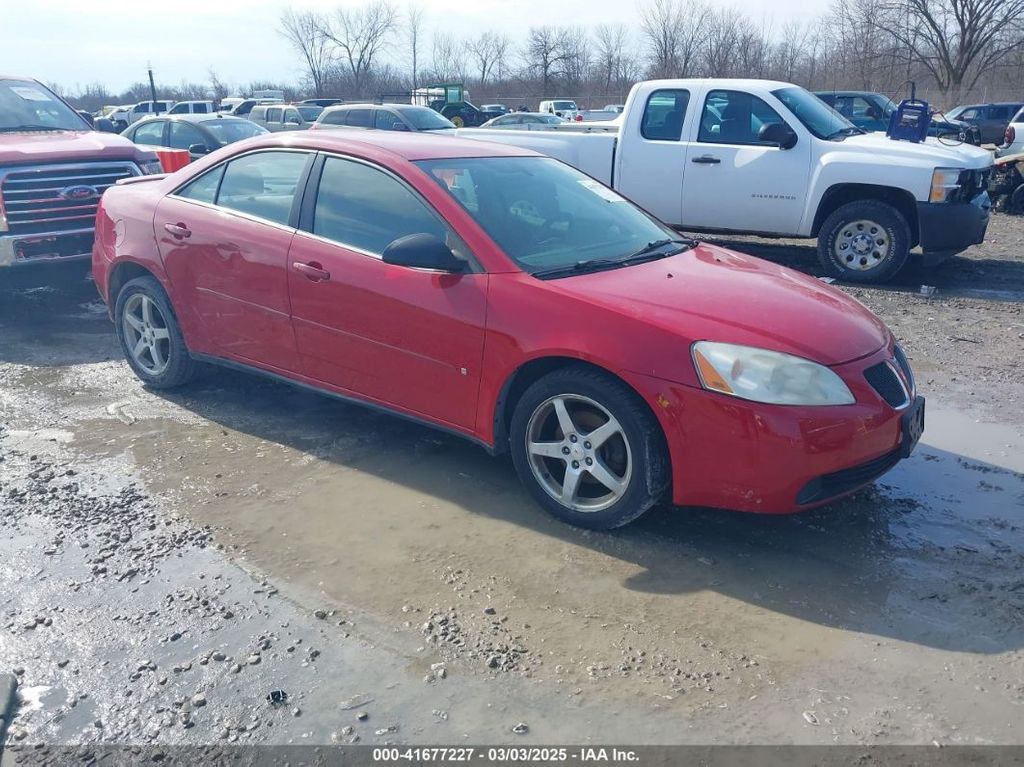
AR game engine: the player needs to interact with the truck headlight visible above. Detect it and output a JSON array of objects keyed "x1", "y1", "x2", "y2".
[
  {"x1": 692, "y1": 342, "x2": 855, "y2": 406},
  {"x1": 929, "y1": 167, "x2": 962, "y2": 203},
  {"x1": 139, "y1": 159, "x2": 164, "y2": 175}
]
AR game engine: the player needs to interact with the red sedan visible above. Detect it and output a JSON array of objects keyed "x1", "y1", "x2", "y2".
[{"x1": 92, "y1": 132, "x2": 924, "y2": 529}]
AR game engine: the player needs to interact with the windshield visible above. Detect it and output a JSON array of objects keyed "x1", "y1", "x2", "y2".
[
  {"x1": 553, "y1": 101, "x2": 577, "y2": 110},
  {"x1": 772, "y1": 86, "x2": 856, "y2": 139},
  {"x1": 403, "y1": 107, "x2": 455, "y2": 130},
  {"x1": 198, "y1": 118, "x2": 268, "y2": 144},
  {"x1": 0, "y1": 79, "x2": 90, "y2": 131},
  {"x1": 416, "y1": 156, "x2": 678, "y2": 274},
  {"x1": 297, "y1": 106, "x2": 323, "y2": 121}
]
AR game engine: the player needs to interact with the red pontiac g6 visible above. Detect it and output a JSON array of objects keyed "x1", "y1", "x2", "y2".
[{"x1": 92, "y1": 132, "x2": 925, "y2": 529}]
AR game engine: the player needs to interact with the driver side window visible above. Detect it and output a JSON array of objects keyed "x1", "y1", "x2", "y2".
[{"x1": 698, "y1": 90, "x2": 786, "y2": 146}]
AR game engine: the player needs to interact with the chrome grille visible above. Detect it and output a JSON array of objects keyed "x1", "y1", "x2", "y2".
[{"x1": 0, "y1": 162, "x2": 139, "y2": 235}]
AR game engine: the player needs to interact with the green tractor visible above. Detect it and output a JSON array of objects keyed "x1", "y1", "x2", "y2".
[{"x1": 411, "y1": 83, "x2": 489, "y2": 127}]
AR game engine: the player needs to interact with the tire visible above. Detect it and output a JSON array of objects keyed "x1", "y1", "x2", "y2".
[
  {"x1": 817, "y1": 200, "x2": 911, "y2": 284},
  {"x1": 509, "y1": 366, "x2": 669, "y2": 530},
  {"x1": 113, "y1": 275, "x2": 197, "y2": 389}
]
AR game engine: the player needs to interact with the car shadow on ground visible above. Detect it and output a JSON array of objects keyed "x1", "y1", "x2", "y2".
[{"x1": 151, "y1": 367, "x2": 1024, "y2": 657}]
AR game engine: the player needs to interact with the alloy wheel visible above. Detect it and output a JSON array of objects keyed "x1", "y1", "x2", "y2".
[{"x1": 122, "y1": 293, "x2": 171, "y2": 376}]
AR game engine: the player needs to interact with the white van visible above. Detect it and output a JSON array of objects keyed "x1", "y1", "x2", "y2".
[{"x1": 539, "y1": 99, "x2": 580, "y2": 119}]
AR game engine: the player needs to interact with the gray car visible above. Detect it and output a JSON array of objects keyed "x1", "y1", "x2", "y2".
[
  {"x1": 249, "y1": 104, "x2": 323, "y2": 132},
  {"x1": 311, "y1": 103, "x2": 456, "y2": 132},
  {"x1": 479, "y1": 112, "x2": 566, "y2": 129},
  {"x1": 121, "y1": 113, "x2": 268, "y2": 161}
]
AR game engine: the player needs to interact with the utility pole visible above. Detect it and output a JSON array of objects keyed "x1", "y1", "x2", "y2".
[{"x1": 147, "y1": 63, "x2": 158, "y2": 111}]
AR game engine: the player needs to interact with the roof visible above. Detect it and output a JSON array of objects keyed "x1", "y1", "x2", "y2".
[
  {"x1": 244, "y1": 129, "x2": 538, "y2": 161},
  {"x1": 133, "y1": 113, "x2": 252, "y2": 125},
  {"x1": 322, "y1": 103, "x2": 434, "y2": 112}
]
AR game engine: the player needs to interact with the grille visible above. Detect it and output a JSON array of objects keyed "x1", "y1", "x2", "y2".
[
  {"x1": 0, "y1": 162, "x2": 138, "y2": 235},
  {"x1": 796, "y1": 448, "x2": 902, "y2": 505},
  {"x1": 864, "y1": 361, "x2": 908, "y2": 408}
]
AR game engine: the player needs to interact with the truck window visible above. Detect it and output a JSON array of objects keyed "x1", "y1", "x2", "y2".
[
  {"x1": 194, "y1": 103, "x2": 211, "y2": 114},
  {"x1": 698, "y1": 90, "x2": 785, "y2": 146},
  {"x1": 169, "y1": 103, "x2": 188, "y2": 114},
  {"x1": 641, "y1": 89, "x2": 689, "y2": 141},
  {"x1": 267, "y1": 107, "x2": 283, "y2": 123}
]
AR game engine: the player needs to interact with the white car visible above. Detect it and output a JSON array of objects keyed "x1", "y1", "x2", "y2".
[
  {"x1": 538, "y1": 99, "x2": 579, "y2": 120},
  {"x1": 460, "y1": 78, "x2": 992, "y2": 284},
  {"x1": 998, "y1": 106, "x2": 1024, "y2": 157},
  {"x1": 168, "y1": 100, "x2": 216, "y2": 116}
]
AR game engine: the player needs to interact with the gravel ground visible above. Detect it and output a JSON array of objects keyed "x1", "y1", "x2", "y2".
[{"x1": 1, "y1": 214, "x2": 1023, "y2": 749}]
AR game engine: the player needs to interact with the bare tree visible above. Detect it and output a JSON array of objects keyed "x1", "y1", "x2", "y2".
[
  {"x1": 593, "y1": 24, "x2": 628, "y2": 92},
  {"x1": 406, "y1": 4, "x2": 425, "y2": 91},
  {"x1": 323, "y1": 0, "x2": 399, "y2": 97},
  {"x1": 207, "y1": 68, "x2": 230, "y2": 102},
  {"x1": 876, "y1": 0, "x2": 1024, "y2": 102},
  {"x1": 467, "y1": 31, "x2": 510, "y2": 85},
  {"x1": 279, "y1": 8, "x2": 335, "y2": 97},
  {"x1": 524, "y1": 26, "x2": 571, "y2": 94},
  {"x1": 639, "y1": 0, "x2": 710, "y2": 77},
  {"x1": 561, "y1": 27, "x2": 592, "y2": 89},
  {"x1": 431, "y1": 32, "x2": 465, "y2": 82}
]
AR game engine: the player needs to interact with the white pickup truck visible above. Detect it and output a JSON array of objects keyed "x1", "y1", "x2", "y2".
[{"x1": 459, "y1": 79, "x2": 993, "y2": 283}]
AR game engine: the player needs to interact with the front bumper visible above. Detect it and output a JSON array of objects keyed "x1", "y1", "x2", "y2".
[
  {"x1": 0, "y1": 228, "x2": 95, "y2": 268},
  {"x1": 916, "y1": 192, "x2": 990, "y2": 263},
  {"x1": 623, "y1": 345, "x2": 916, "y2": 514}
]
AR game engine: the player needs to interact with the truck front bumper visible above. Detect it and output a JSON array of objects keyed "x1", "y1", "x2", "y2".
[
  {"x1": 916, "y1": 192, "x2": 991, "y2": 265},
  {"x1": 0, "y1": 228, "x2": 95, "y2": 268}
]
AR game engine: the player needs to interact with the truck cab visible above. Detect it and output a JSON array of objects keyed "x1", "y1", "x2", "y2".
[{"x1": 0, "y1": 76, "x2": 161, "y2": 269}]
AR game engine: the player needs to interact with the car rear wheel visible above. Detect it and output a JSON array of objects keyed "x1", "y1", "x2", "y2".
[
  {"x1": 509, "y1": 367, "x2": 669, "y2": 530},
  {"x1": 114, "y1": 276, "x2": 197, "y2": 389},
  {"x1": 817, "y1": 200, "x2": 911, "y2": 284}
]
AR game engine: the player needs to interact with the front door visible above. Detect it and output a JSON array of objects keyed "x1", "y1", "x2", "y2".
[
  {"x1": 156, "y1": 149, "x2": 312, "y2": 371},
  {"x1": 288, "y1": 155, "x2": 487, "y2": 430},
  {"x1": 614, "y1": 87, "x2": 691, "y2": 225},
  {"x1": 680, "y1": 89, "x2": 810, "y2": 235}
]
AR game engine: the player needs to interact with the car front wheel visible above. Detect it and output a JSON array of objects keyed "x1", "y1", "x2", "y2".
[
  {"x1": 817, "y1": 200, "x2": 911, "y2": 283},
  {"x1": 114, "y1": 275, "x2": 197, "y2": 389},
  {"x1": 509, "y1": 367, "x2": 669, "y2": 530}
]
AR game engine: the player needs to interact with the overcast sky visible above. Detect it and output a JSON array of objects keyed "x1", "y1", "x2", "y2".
[{"x1": 4, "y1": 0, "x2": 822, "y2": 94}]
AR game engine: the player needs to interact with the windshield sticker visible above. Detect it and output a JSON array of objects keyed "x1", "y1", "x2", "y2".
[
  {"x1": 10, "y1": 86, "x2": 53, "y2": 102},
  {"x1": 578, "y1": 178, "x2": 626, "y2": 202}
]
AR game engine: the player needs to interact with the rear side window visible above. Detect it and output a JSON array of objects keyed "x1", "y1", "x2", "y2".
[
  {"x1": 989, "y1": 106, "x2": 1012, "y2": 120},
  {"x1": 250, "y1": 107, "x2": 266, "y2": 121},
  {"x1": 698, "y1": 90, "x2": 786, "y2": 145},
  {"x1": 347, "y1": 109, "x2": 372, "y2": 128},
  {"x1": 375, "y1": 110, "x2": 402, "y2": 130},
  {"x1": 169, "y1": 103, "x2": 188, "y2": 114},
  {"x1": 207, "y1": 151, "x2": 309, "y2": 225},
  {"x1": 133, "y1": 120, "x2": 165, "y2": 146},
  {"x1": 267, "y1": 107, "x2": 282, "y2": 123},
  {"x1": 194, "y1": 103, "x2": 211, "y2": 114},
  {"x1": 311, "y1": 156, "x2": 456, "y2": 256},
  {"x1": 641, "y1": 89, "x2": 689, "y2": 141}
]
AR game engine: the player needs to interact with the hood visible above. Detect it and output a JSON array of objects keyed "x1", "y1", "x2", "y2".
[
  {"x1": 839, "y1": 132, "x2": 992, "y2": 169},
  {"x1": 553, "y1": 243, "x2": 890, "y2": 366},
  {"x1": 0, "y1": 130, "x2": 148, "y2": 166}
]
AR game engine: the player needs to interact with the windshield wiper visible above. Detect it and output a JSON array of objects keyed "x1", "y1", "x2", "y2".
[
  {"x1": 0, "y1": 125, "x2": 65, "y2": 133},
  {"x1": 532, "y1": 238, "x2": 694, "y2": 280},
  {"x1": 826, "y1": 126, "x2": 865, "y2": 140}
]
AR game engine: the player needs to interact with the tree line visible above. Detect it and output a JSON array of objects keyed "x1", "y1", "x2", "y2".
[{"x1": 59, "y1": 0, "x2": 1024, "y2": 113}]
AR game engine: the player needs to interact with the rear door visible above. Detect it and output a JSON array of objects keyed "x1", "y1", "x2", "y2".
[
  {"x1": 155, "y1": 149, "x2": 313, "y2": 371},
  {"x1": 287, "y1": 154, "x2": 487, "y2": 429},
  {"x1": 266, "y1": 107, "x2": 283, "y2": 132},
  {"x1": 680, "y1": 88, "x2": 810, "y2": 234},
  {"x1": 614, "y1": 87, "x2": 691, "y2": 225}
]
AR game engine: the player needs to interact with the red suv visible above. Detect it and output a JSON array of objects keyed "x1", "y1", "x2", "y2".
[{"x1": 93, "y1": 132, "x2": 923, "y2": 528}]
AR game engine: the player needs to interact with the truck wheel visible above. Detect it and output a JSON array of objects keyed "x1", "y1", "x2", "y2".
[
  {"x1": 817, "y1": 200, "x2": 911, "y2": 283},
  {"x1": 114, "y1": 276, "x2": 197, "y2": 389},
  {"x1": 509, "y1": 366, "x2": 669, "y2": 530}
]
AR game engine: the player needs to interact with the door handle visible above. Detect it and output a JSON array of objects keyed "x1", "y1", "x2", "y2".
[
  {"x1": 293, "y1": 261, "x2": 331, "y2": 282},
  {"x1": 163, "y1": 222, "x2": 191, "y2": 238},
  {"x1": 691, "y1": 155, "x2": 721, "y2": 164}
]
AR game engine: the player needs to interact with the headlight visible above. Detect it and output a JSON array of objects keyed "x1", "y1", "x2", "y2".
[
  {"x1": 929, "y1": 167, "x2": 962, "y2": 203},
  {"x1": 139, "y1": 159, "x2": 164, "y2": 175},
  {"x1": 692, "y1": 342, "x2": 855, "y2": 406}
]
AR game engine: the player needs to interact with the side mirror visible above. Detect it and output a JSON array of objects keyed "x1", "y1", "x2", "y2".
[
  {"x1": 96, "y1": 117, "x2": 118, "y2": 133},
  {"x1": 382, "y1": 233, "x2": 466, "y2": 272},
  {"x1": 286, "y1": 117, "x2": 301, "y2": 125},
  {"x1": 188, "y1": 143, "x2": 211, "y2": 155},
  {"x1": 759, "y1": 122, "x2": 798, "y2": 149}
]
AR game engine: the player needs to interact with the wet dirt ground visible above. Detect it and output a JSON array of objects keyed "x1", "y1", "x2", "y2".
[{"x1": 1, "y1": 216, "x2": 1023, "y2": 747}]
